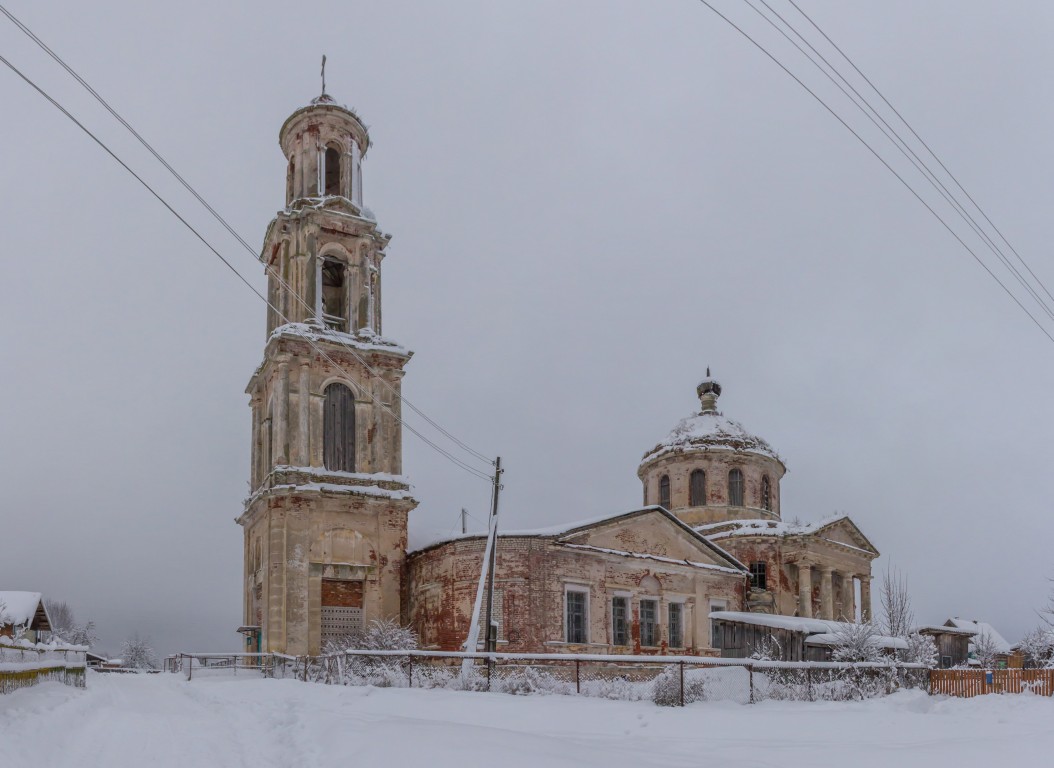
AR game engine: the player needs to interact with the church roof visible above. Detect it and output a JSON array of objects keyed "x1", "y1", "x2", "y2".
[
  {"x1": 697, "y1": 514, "x2": 879, "y2": 557},
  {"x1": 640, "y1": 375, "x2": 783, "y2": 467}
]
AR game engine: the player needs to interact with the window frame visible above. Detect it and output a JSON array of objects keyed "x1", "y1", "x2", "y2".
[
  {"x1": 639, "y1": 598, "x2": 659, "y2": 648},
  {"x1": 322, "y1": 382, "x2": 356, "y2": 472},
  {"x1": 689, "y1": 469, "x2": 706, "y2": 506},
  {"x1": 611, "y1": 594, "x2": 630, "y2": 647},
  {"x1": 761, "y1": 475, "x2": 772, "y2": 511},
  {"x1": 749, "y1": 562, "x2": 767, "y2": 591},
  {"x1": 668, "y1": 601, "x2": 685, "y2": 649},
  {"x1": 659, "y1": 474, "x2": 671, "y2": 510},
  {"x1": 709, "y1": 599, "x2": 728, "y2": 649},
  {"x1": 564, "y1": 586, "x2": 590, "y2": 645},
  {"x1": 323, "y1": 144, "x2": 342, "y2": 197},
  {"x1": 728, "y1": 468, "x2": 744, "y2": 507}
]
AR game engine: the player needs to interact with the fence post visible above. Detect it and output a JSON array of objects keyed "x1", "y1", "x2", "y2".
[
  {"x1": 408, "y1": 655, "x2": 413, "y2": 689},
  {"x1": 187, "y1": 654, "x2": 192, "y2": 681},
  {"x1": 576, "y1": 659, "x2": 581, "y2": 694},
  {"x1": 302, "y1": 656, "x2": 308, "y2": 682},
  {"x1": 748, "y1": 664, "x2": 754, "y2": 704},
  {"x1": 806, "y1": 666, "x2": 812, "y2": 701},
  {"x1": 679, "y1": 662, "x2": 685, "y2": 707}
]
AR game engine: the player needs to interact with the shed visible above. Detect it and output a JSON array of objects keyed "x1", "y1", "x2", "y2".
[
  {"x1": 0, "y1": 591, "x2": 52, "y2": 643},
  {"x1": 915, "y1": 625, "x2": 973, "y2": 668},
  {"x1": 710, "y1": 610, "x2": 905, "y2": 662}
]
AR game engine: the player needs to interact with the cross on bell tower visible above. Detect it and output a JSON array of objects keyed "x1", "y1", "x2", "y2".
[{"x1": 236, "y1": 84, "x2": 418, "y2": 656}]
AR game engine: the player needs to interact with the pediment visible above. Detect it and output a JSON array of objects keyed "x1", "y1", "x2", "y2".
[
  {"x1": 808, "y1": 516, "x2": 879, "y2": 557},
  {"x1": 557, "y1": 508, "x2": 745, "y2": 571}
]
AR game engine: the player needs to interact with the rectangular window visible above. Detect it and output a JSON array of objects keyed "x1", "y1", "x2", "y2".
[
  {"x1": 612, "y1": 596, "x2": 629, "y2": 646},
  {"x1": 709, "y1": 599, "x2": 728, "y2": 648},
  {"x1": 749, "y1": 562, "x2": 767, "y2": 591},
  {"x1": 640, "y1": 599, "x2": 658, "y2": 647},
  {"x1": 565, "y1": 589, "x2": 588, "y2": 644},
  {"x1": 942, "y1": 655, "x2": 952, "y2": 669},
  {"x1": 668, "y1": 602, "x2": 684, "y2": 648}
]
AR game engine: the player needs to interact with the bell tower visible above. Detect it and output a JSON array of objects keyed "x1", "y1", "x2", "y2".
[{"x1": 236, "y1": 89, "x2": 417, "y2": 655}]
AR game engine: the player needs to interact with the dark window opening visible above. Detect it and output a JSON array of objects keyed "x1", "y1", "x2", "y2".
[
  {"x1": 640, "y1": 599, "x2": 658, "y2": 647},
  {"x1": 659, "y1": 475, "x2": 671, "y2": 510},
  {"x1": 761, "y1": 475, "x2": 772, "y2": 511},
  {"x1": 566, "y1": 590, "x2": 588, "y2": 644},
  {"x1": 612, "y1": 597, "x2": 629, "y2": 647},
  {"x1": 287, "y1": 158, "x2": 296, "y2": 202},
  {"x1": 321, "y1": 258, "x2": 347, "y2": 331},
  {"x1": 728, "y1": 468, "x2": 744, "y2": 506},
  {"x1": 749, "y1": 562, "x2": 767, "y2": 591},
  {"x1": 668, "y1": 603, "x2": 684, "y2": 648},
  {"x1": 324, "y1": 146, "x2": 341, "y2": 197},
  {"x1": 689, "y1": 469, "x2": 706, "y2": 506},
  {"x1": 323, "y1": 383, "x2": 356, "y2": 472}
]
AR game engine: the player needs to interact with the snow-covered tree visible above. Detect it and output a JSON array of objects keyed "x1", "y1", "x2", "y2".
[
  {"x1": 1018, "y1": 627, "x2": 1054, "y2": 669},
  {"x1": 120, "y1": 633, "x2": 159, "y2": 670},
  {"x1": 903, "y1": 632, "x2": 938, "y2": 667},
  {"x1": 972, "y1": 630, "x2": 1000, "y2": 669},
  {"x1": 880, "y1": 568, "x2": 914, "y2": 639},
  {"x1": 44, "y1": 599, "x2": 98, "y2": 647},
  {"x1": 831, "y1": 621, "x2": 882, "y2": 663},
  {"x1": 749, "y1": 633, "x2": 783, "y2": 662}
]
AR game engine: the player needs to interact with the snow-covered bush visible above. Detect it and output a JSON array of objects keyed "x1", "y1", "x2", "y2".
[
  {"x1": 323, "y1": 618, "x2": 418, "y2": 655},
  {"x1": 903, "y1": 632, "x2": 938, "y2": 667},
  {"x1": 1019, "y1": 627, "x2": 1054, "y2": 669},
  {"x1": 651, "y1": 665, "x2": 706, "y2": 707},
  {"x1": 972, "y1": 631, "x2": 1000, "y2": 669},
  {"x1": 749, "y1": 633, "x2": 783, "y2": 662},
  {"x1": 120, "y1": 633, "x2": 159, "y2": 670},
  {"x1": 831, "y1": 621, "x2": 882, "y2": 663}
]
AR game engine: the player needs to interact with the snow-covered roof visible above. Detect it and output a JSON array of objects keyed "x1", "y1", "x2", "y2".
[
  {"x1": 0, "y1": 592, "x2": 48, "y2": 627},
  {"x1": 914, "y1": 624, "x2": 975, "y2": 637},
  {"x1": 945, "y1": 619, "x2": 1013, "y2": 654},
  {"x1": 408, "y1": 506, "x2": 747, "y2": 571},
  {"x1": 709, "y1": 611, "x2": 907, "y2": 650},
  {"x1": 641, "y1": 410, "x2": 782, "y2": 466}
]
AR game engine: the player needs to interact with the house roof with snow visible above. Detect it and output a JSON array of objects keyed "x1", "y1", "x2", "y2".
[
  {"x1": 0, "y1": 591, "x2": 51, "y2": 631},
  {"x1": 696, "y1": 515, "x2": 879, "y2": 558},
  {"x1": 945, "y1": 618, "x2": 1013, "y2": 654},
  {"x1": 409, "y1": 506, "x2": 749, "y2": 574},
  {"x1": 709, "y1": 610, "x2": 907, "y2": 650},
  {"x1": 639, "y1": 376, "x2": 784, "y2": 468}
]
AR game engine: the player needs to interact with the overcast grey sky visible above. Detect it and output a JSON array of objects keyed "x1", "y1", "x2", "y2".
[{"x1": 2, "y1": 1, "x2": 1051, "y2": 657}]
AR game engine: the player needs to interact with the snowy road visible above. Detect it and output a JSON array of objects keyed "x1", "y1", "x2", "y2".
[{"x1": 1, "y1": 671, "x2": 1051, "y2": 767}]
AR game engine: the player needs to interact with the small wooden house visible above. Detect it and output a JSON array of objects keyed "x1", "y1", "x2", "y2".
[
  {"x1": 0, "y1": 591, "x2": 52, "y2": 643},
  {"x1": 915, "y1": 625, "x2": 973, "y2": 668}
]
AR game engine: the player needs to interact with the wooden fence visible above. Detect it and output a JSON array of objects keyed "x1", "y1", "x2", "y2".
[
  {"x1": 0, "y1": 643, "x2": 88, "y2": 695},
  {"x1": 930, "y1": 668, "x2": 1054, "y2": 698}
]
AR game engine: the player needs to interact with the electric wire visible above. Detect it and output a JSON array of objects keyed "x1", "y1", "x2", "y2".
[
  {"x1": 0, "y1": 2, "x2": 494, "y2": 469},
  {"x1": 694, "y1": 0, "x2": 1054, "y2": 344},
  {"x1": 0, "y1": 51, "x2": 494, "y2": 484},
  {"x1": 743, "y1": 0, "x2": 1054, "y2": 324},
  {"x1": 785, "y1": 0, "x2": 1054, "y2": 310}
]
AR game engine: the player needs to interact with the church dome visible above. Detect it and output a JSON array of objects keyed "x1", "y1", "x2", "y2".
[{"x1": 640, "y1": 374, "x2": 781, "y2": 465}]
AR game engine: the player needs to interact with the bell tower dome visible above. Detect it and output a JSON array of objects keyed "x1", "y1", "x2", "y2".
[{"x1": 237, "y1": 88, "x2": 417, "y2": 656}]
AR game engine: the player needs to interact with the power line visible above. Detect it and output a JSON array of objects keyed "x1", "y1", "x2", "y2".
[
  {"x1": 0, "y1": 2, "x2": 494, "y2": 469},
  {"x1": 694, "y1": 0, "x2": 1054, "y2": 344},
  {"x1": 743, "y1": 0, "x2": 1054, "y2": 324},
  {"x1": 0, "y1": 50, "x2": 494, "y2": 484},
  {"x1": 785, "y1": 0, "x2": 1054, "y2": 311}
]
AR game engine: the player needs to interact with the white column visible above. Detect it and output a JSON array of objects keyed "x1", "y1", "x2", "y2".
[
  {"x1": 798, "y1": 562, "x2": 813, "y2": 618},
  {"x1": 820, "y1": 567, "x2": 834, "y2": 621},
  {"x1": 860, "y1": 576, "x2": 873, "y2": 623}
]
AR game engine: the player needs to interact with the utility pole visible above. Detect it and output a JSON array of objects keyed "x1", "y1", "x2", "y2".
[
  {"x1": 483, "y1": 457, "x2": 503, "y2": 657},
  {"x1": 461, "y1": 507, "x2": 468, "y2": 535}
]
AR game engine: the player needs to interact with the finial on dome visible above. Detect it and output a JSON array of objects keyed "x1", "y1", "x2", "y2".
[
  {"x1": 312, "y1": 55, "x2": 336, "y2": 105},
  {"x1": 696, "y1": 370, "x2": 722, "y2": 413}
]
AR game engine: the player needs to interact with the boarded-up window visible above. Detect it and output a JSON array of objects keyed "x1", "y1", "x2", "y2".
[
  {"x1": 659, "y1": 475, "x2": 671, "y2": 510},
  {"x1": 477, "y1": 588, "x2": 504, "y2": 646},
  {"x1": 689, "y1": 469, "x2": 706, "y2": 506},
  {"x1": 320, "y1": 579, "x2": 363, "y2": 645},
  {"x1": 640, "y1": 599, "x2": 658, "y2": 647},
  {"x1": 612, "y1": 596, "x2": 629, "y2": 646},
  {"x1": 324, "y1": 146, "x2": 341, "y2": 197},
  {"x1": 728, "y1": 468, "x2": 744, "y2": 507},
  {"x1": 323, "y1": 383, "x2": 356, "y2": 472},
  {"x1": 761, "y1": 475, "x2": 772, "y2": 511}
]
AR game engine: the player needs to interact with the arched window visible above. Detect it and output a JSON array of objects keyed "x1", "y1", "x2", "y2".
[
  {"x1": 689, "y1": 469, "x2": 706, "y2": 506},
  {"x1": 728, "y1": 469, "x2": 744, "y2": 507},
  {"x1": 324, "y1": 146, "x2": 341, "y2": 196},
  {"x1": 287, "y1": 157, "x2": 296, "y2": 202},
  {"x1": 323, "y1": 383, "x2": 356, "y2": 472},
  {"x1": 658, "y1": 474, "x2": 671, "y2": 510},
  {"x1": 761, "y1": 475, "x2": 772, "y2": 511},
  {"x1": 320, "y1": 257, "x2": 347, "y2": 331}
]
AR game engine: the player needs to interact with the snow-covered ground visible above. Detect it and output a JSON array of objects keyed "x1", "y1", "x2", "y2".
[{"x1": 2, "y1": 671, "x2": 1051, "y2": 767}]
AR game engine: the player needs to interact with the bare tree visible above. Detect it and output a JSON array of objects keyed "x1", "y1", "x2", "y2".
[
  {"x1": 880, "y1": 567, "x2": 914, "y2": 639},
  {"x1": 43, "y1": 598, "x2": 98, "y2": 647},
  {"x1": 972, "y1": 630, "x2": 1000, "y2": 669},
  {"x1": 120, "y1": 633, "x2": 159, "y2": 670}
]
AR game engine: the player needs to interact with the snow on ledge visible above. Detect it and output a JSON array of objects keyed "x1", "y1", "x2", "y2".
[{"x1": 270, "y1": 322, "x2": 411, "y2": 358}]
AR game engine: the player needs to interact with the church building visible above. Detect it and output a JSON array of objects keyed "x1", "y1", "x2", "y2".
[{"x1": 238, "y1": 93, "x2": 878, "y2": 657}]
